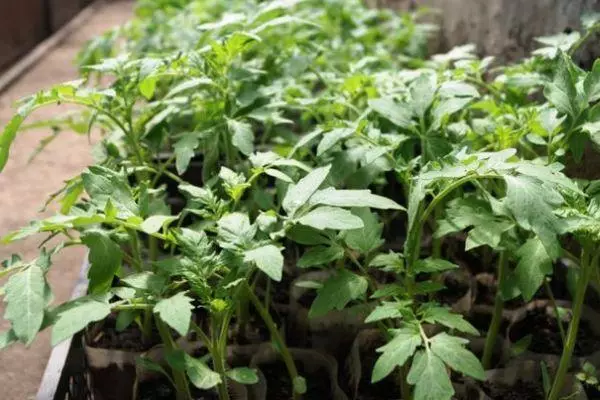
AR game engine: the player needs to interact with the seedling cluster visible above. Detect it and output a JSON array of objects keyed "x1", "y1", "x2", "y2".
[{"x1": 1, "y1": 1, "x2": 600, "y2": 399}]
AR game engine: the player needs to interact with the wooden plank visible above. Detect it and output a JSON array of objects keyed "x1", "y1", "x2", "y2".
[
  {"x1": 36, "y1": 260, "x2": 90, "y2": 400},
  {"x1": 0, "y1": 1, "x2": 49, "y2": 72},
  {"x1": 49, "y1": 0, "x2": 85, "y2": 32}
]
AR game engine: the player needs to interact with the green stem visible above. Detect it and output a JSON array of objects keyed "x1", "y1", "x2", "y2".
[
  {"x1": 129, "y1": 230, "x2": 143, "y2": 273},
  {"x1": 244, "y1": 282, "x2": 301, "y2": 400},
  {"x1": 547, "y1": 247, "x2": 595, "y2": 400},
  {"x1": 482, "y1": 251, "x2": 508, "y2": 369},
  {"x1": 544, "y1": 278, "x2": 566, "y2": 345},
  {"x1": 568, "y1": 24, "x2": 600, "y2": 57},
  {"x1": 211, "y1": 312, "x2": 232, "y2": 400},
  {"x1": 142, "y1": 309, "x2": 153, "y2": 345},
  {"x1": 432, "y1": 203, "x2": 442, "y2": 259},
  {"x1": 156, "y1": 318, "x2": 192, "y2": 400}
]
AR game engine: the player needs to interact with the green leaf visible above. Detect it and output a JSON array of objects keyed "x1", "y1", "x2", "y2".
[
  {"x1": 543, "y1": 53, "x2": 580, "y2": 117},
  {"x1": 121, "y1": 272, "x2": 166, "y2": 293},
  {"x1": 293, "y1": 376, "x2": 307, "y2": 394},
  {"x1": 283, "y1": 165, "x2": 331, "y2": 216},
  {"x1": 297, "y1": 206, "x2": 364, "y2": 231},
  {"x1": 286, "y1": 225, "x2": 330, "y2": 245},
  {"x1": 309, "y1": 270, "x2": 368, "y2": 318},
  {"x1": 185, "y1": 354, "x2": 221, "y2": 389},
  {"x1": 166, "y1": 77, "x2": 214, "y2": 98},
  {"x1": 422, "y1": 307, "x2": 479, "y2": 335},
  {"x1": 410, "y1": 73, "x2": 437, "y2": 117},
  {"x1": 3, "y1": 265, "x2": 46, "y2": 344},
  {"x1": 407, "y1": 350, "x2": 454, "y2": 400},
  {"x1": 141, "y1": 215, "x2": 178, "y2": 234},
  {"x1": 343, "y1": 209, "x2": 384, "y2": 254},
  {"x1": 154, "y1": 292, "x2": 193, "y2": 336},
  {"x1": 414, "y1": 258, "x2": 458, "y2": 273},
  {"x1": 174, "y1": 135, "x2": 200, "y2": 175},
  {"x1": 431, "y1": 97, "x2": 471, "y2": 130},
  {"x1": 310, "y1": 187, "x2": 404, "y2": 210},
  {"x1": 137, "y1": 357, "x2": 173, "y2": 382},
  {"x1": 52, "y1": 298, "x2": 111, "y2": 345},
  {"x1": 372, "y1": 327, "x2": 422, "y2": 383},
  {"x1": 317, "y1": 128, "x2": 353, "y2": 156},
  {"x1": 584, "y1": 59, "x2": 600, "y2": 103},
  {"x1": 514, "y1": 237, "x2": 553, "y2": 301},
  {"x1": 228, "y1": 119, "x2": 254, "y2": 156},
  {"x1": 297, "y1": 244, "x2": 344, "y2": 268},
  {"x1": 0, "y1": 330, "x2": 17, "y2": 349},
  {"x1": 438, "y1": 81, "x2": 479, "y2": 98},
  {"x1": 116, "y1": 310, "x2": 135, "y2": 332},
  {"x1": 369, "y1": 97, "x2": 413, "y2": 128},
  {"x1": 365, "y1": 301, "x2": 409, "y2": 324},
  {"x1": 244, "y1": 245, "x2": 283, "y2": 281},
  {"x1": 217, "y1": 213, "x2": 256, "y2": 248},
  {"x1": 139, "y1": 76, "x2": 157, "y2": 100},
  {"x1": 504, "y1": 175, "x2": 564, "y2": 259},
  {"x1": 264, "y1": 168, "x2": 293, "y2": 183},
  {"x1": 82, "y1": 166, "x2": 138, "y2": 218},
  {"x1": 226, "y1": 367, "x2": 259, "y2": 384},
  {"x1": 430, "y1": 333, "x2": 485, "y2": 380},
  {"x1": 81, "y1": 231, "x2": 122, "y2": 295}
]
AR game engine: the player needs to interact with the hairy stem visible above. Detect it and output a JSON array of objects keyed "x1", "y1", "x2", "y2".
[
  {"x1": 544, "y1": 278, "x2": 566, "y2": 345},
  {"x1": 156, "y1": 318, "x2": 192, "y2": 400},
  {"x1": 482, "y1": 251, "x2": 508, "y2": 369},
  {"x1": 548, "y1": 247, "x2": 595, "y2": 400}
]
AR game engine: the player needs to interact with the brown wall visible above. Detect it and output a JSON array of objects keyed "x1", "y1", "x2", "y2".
[{"x1": 0, "y1": 0, "x2": 94, "y2": 72}]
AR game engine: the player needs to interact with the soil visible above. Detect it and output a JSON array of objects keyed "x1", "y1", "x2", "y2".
[
  {"x1": 437, "y1": 271, "x2": 471, "y2": 306},
  {"x1": 509, "y1": 307, "x2": 600, "y2": 356},
  {"x1": 474, "y1": 274, "x2": 524, "y2": 310},
  {"x1": 260, "y1": 360, "x2": 332, "y2": 400},
  {"x1": 87, "y1": 314, "x2": 161, "y2": 352},
  {"x1": 481, "y1": 380, "x2": 545, "y2": 400},
  {"x1": 583, "y1": 382, "x2": 600, "y2": 399}
]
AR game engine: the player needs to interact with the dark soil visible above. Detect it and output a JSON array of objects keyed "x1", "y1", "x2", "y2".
[
  {"x1": 474, "y1": 274, "x2": 524, "y2": 310},
  {"x1": 137, "y1": 378, "x2": 218, "y2": 400},
  {"x1": 481, "y1": 380, "x2": 545, "y2": 400},
  {"x1": 87, "y1": 314, "x2": 161, "y2": 352},
  {"x1": 583, "y1": 382, "x2": 600, "y2": 399},
  {"x1": 509, "y1": 307, "x2": 600, "y2": 356},
  {"x1": 260, "y1": 360, "x2": 332, "y2": 400},
  {"x1": 437, "y1": 272, "x2": 471, "y2": 306}
]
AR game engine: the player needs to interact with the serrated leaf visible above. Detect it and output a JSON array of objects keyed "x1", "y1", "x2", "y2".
[
  {"x1": 422, "y1": 307, "x2": 479, "y2": 335},
  {"x1": 228, "y1": 119, "x2": 254, "y2": 156},
  {"x1": 372, "y1": 327, "x2": 422, "y2": 383},
  {"x1": 343, "y1": 209, "x2": 384, "y2": 254},
  {"x1": 514, "y1": 237, "x2": 553, "y2": 301},
  {"x1": 226, "y1": 367, "x2": 259, "y2": 384},
  {"x1": 185, "y1": 354, "x2": 221, "y2": 389},
  {"x1": 154, "y1": 292, "x2": 193, "y2": 336},
  {"x1": 82, "y1": 231, "x2": 122, "y2": 295},
  {"x1": 369, "y1": 97, "x2": 413, "y2": 128},
  {"x1": 407, "y1": 350, "x2": 454, "y2": 400},
  {"x1": 297, "y1": 245, "x2": 344, "y2": 268},
  {"x1": 543, "y1": 53, "x2": 580, "y2": 117},
  {"x1": 283, "y1": 165, "x2": 331, "y2": 216},
  {"x1": 317, "y1": 128, "x2": 353, "y2": 156},
  {"x1": 52, "y1": 298, "x2": 111, "y2": 345},
  {"x1": 414, "y1": 258, "x2": 458, "y2": 273},
  {"x1": 365, "y1": 301, "x2": 409, "y2": 323},
  {"x1": 82, "y1": 166, "x2": 138, "y2": 218},
  {"x1": 309, "y1": 270, "x2": 368, "y2": 318},
  {"x1": 430, "y1": 333, "x2": 485, "y2": 380},
  {"x1": 141, "y1": 215, "x2": 178, "y2": 234},
  {"x1": 3, "y1": 265, "x2": 45, "y2": 344},
  {"x1": 174, "y1": 135, "x2": 200, "y2": 175},
  {"x1": 310, "y1": 187, "x2": 404, "y2": 210},
  {"x1": 297, "y1": 206, "x2": 364, "y2": 231},
  {"x1": 504, "y1": 175, "x2": 564, "y2": 259},
  {"x1": 244, "y1": 244, "x2": 283, "y2": 281}
]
